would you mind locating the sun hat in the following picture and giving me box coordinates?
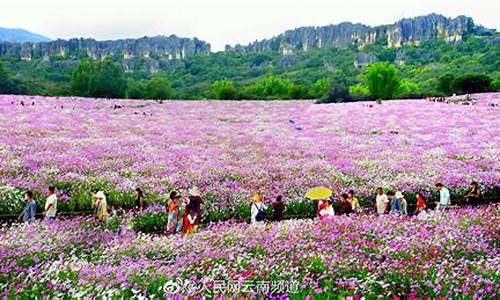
[95,191,106,199]
[251,194,262,202]
[395,191,404,199]
[188,187,200,197]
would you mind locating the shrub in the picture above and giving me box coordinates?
[365,62,401,100]
[212,80,238,100]
[454,74,492,94]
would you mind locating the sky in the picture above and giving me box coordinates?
[1,0,499,51]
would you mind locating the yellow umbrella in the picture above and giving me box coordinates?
[305,187,333,200]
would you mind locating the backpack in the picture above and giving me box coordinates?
[254,203,265,221]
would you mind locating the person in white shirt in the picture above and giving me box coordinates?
[250,194,267,224]
[318,200,335,220]
[375,187,389,215]
[43,186,57,220]
[435,183,451,211]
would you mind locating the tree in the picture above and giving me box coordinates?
[316,81,350,103]
[212,80,237,99]
[349,84,370,99]
[126,80,147,99]
[143,76,174,100]
[311,78,331,98]
[365,62,401,100]
[438,73,456,96]
[0,60,15,94]
[71,60,97,96]
[94,60,127,98]
[247,76,292,99]
[454,74,492,94]
[397,79,420,98]
[72,60,126,98]
[287,84,309,99]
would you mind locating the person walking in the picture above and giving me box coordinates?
[388,191,402,215]
[395,191,408,215]
[183,207,197,234]
[414,192,427,215]
[347,190,361,214]
[134,188,145,211]
[250,194,266,224]
[272,195,285,221]
[318,200,335,220]
[94,191,109,222]
[435,183,451,211]
[338,193,353,215]
[375,188,389,215]
[18,191,36,223]
[186,187,204,231]
[167,191,181,234]
[43,186,57,220]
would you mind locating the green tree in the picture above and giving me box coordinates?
[126,80,147,99]
[492,79,500,92]
[438,73,456,96]
[454,74,492,94]
[397,79,420,98]
[72,60,126,98]
[349,84,370,99]
[94,60,127,98]
[365,62,401,100]
[212,80,237,99]
[143,76,174,100]
[0,60,15,94]
[71,60,97,96]
[311,78,331,98]
[247,76,292,99]
[288,84,309,99]
[316,81,350,103]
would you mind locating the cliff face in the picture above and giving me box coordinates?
[0,35,210,63]
[226,14,471,54]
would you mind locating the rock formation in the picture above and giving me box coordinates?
[0,35,210,63]
[226,14,473,54]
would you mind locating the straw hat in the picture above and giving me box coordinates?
[251,194,262,202]
[188,186,200,197]
[95,191,106,199]
[395,191,404,199]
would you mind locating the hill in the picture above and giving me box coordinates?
[0,13,498,99]
[0,27,50,43]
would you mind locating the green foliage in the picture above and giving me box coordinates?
[130,212,168,233]
[246,76,293,99]
[3,33,499,99]
[317,81,351,103]
[365,62,401,100]
[349,83,370,99]
[397,79,420,98]
[454,74,492,94]
[492,79,500,92]
[143,76,173,100]
[0,60,16,93]
[312,78,331,98]
[212,80,238,99]
[71,60,126,98]
[126,80,147,99]
[438,73,456,96]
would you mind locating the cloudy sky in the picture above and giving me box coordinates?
[1,0,499,51]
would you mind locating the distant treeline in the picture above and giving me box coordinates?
[1,36,499,100]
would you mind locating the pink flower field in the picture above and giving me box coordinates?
[1,206,499,298]
[0,94,499,214]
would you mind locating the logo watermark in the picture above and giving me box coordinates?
[162,279,299,295]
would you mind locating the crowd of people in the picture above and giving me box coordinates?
[17,181,485,233]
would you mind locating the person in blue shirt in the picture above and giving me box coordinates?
[18,190,37,223]
[388,191,402,215]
